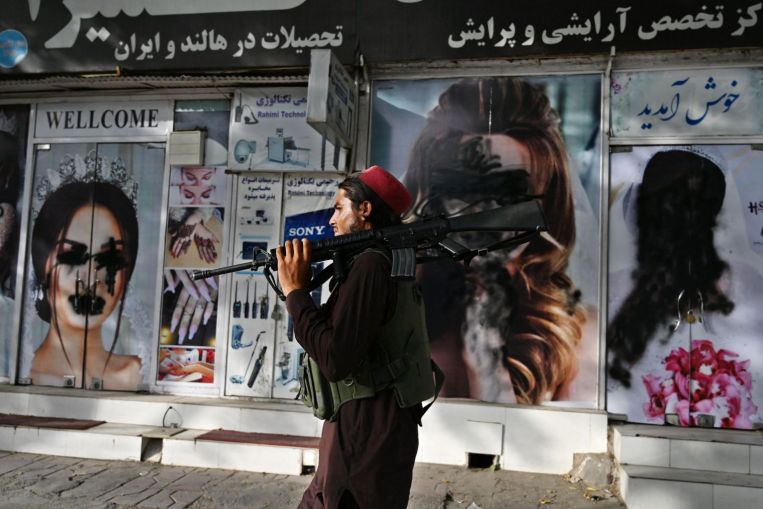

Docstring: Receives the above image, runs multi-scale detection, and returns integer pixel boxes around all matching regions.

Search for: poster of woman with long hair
[19,143,164,390]
[371,75,602,407]
[607,145,763,429]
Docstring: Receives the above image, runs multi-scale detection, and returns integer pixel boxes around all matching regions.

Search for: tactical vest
[298,259,444,421]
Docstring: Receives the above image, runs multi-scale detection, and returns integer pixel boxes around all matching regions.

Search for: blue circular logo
[0,29,29,69]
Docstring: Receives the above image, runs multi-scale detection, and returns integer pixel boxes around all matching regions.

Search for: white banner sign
[225,173,283,398]
[611,68,763,138]
[35,100,172,138]
[272,172,341,399]
[229,87,344,171]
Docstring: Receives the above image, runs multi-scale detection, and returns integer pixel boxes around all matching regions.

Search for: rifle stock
[191,199,547,283]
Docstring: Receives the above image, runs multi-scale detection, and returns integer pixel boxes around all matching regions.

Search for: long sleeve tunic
[286,250,420,509]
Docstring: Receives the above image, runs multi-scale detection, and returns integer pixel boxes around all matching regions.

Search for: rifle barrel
[191,261,258,280]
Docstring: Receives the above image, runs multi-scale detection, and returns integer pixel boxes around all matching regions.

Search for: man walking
[277,165,439,508]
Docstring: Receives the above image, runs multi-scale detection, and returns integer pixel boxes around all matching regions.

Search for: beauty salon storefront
[1,0,762,478]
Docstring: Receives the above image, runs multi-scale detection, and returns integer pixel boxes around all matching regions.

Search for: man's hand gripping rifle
[191,199,548,299]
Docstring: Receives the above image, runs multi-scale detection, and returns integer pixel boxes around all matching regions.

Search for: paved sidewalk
[0,450,626,509]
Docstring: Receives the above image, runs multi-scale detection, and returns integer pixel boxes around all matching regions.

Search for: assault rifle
[191,199,547,299]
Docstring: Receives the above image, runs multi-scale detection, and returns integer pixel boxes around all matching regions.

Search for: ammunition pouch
[298,355,376,421]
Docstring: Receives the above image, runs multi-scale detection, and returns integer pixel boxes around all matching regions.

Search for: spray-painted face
[47,205,128,328]
[420,134,532,249]
[420,134,531,215]
[55,235,127,315]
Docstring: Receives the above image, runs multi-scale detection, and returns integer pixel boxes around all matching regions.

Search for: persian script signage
[1,1,760,74]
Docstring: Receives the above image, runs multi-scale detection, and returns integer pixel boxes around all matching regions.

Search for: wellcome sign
[35,100,172,138]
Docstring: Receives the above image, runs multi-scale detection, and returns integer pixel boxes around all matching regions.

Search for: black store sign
[0,0,760,75]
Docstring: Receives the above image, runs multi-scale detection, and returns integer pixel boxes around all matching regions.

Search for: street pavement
[0,450,626,509]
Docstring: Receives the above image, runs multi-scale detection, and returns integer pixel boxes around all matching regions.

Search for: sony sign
[284,208,335,242]
[288,225,327,237]
[35,100,172,138]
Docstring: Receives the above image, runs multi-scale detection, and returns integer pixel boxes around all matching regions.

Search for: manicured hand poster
[0,105,28,380]
[228,87,345,172]
[164,207,225,268]
[19,142,164,390]
[370,75,602,407]
[158,100,230,386]
[157,347,216,383]
[607,145,763,429]
[225,173,283,397]
[159,270,219,347]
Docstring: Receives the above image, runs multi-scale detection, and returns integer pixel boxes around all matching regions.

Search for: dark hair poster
[607,145,763,429]
[19,142,164,390]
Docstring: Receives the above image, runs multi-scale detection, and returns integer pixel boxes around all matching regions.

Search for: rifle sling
[307,263,335,293]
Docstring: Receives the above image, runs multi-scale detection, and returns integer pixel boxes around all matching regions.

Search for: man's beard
[335,216,363,236]
[347,217,363,234]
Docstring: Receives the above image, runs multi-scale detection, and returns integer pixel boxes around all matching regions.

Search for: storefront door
[17,142,165,391]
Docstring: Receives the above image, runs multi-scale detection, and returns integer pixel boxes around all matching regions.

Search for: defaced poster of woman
[607,145,763,429]
[371,76,602,407]
[19,144,164,390]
